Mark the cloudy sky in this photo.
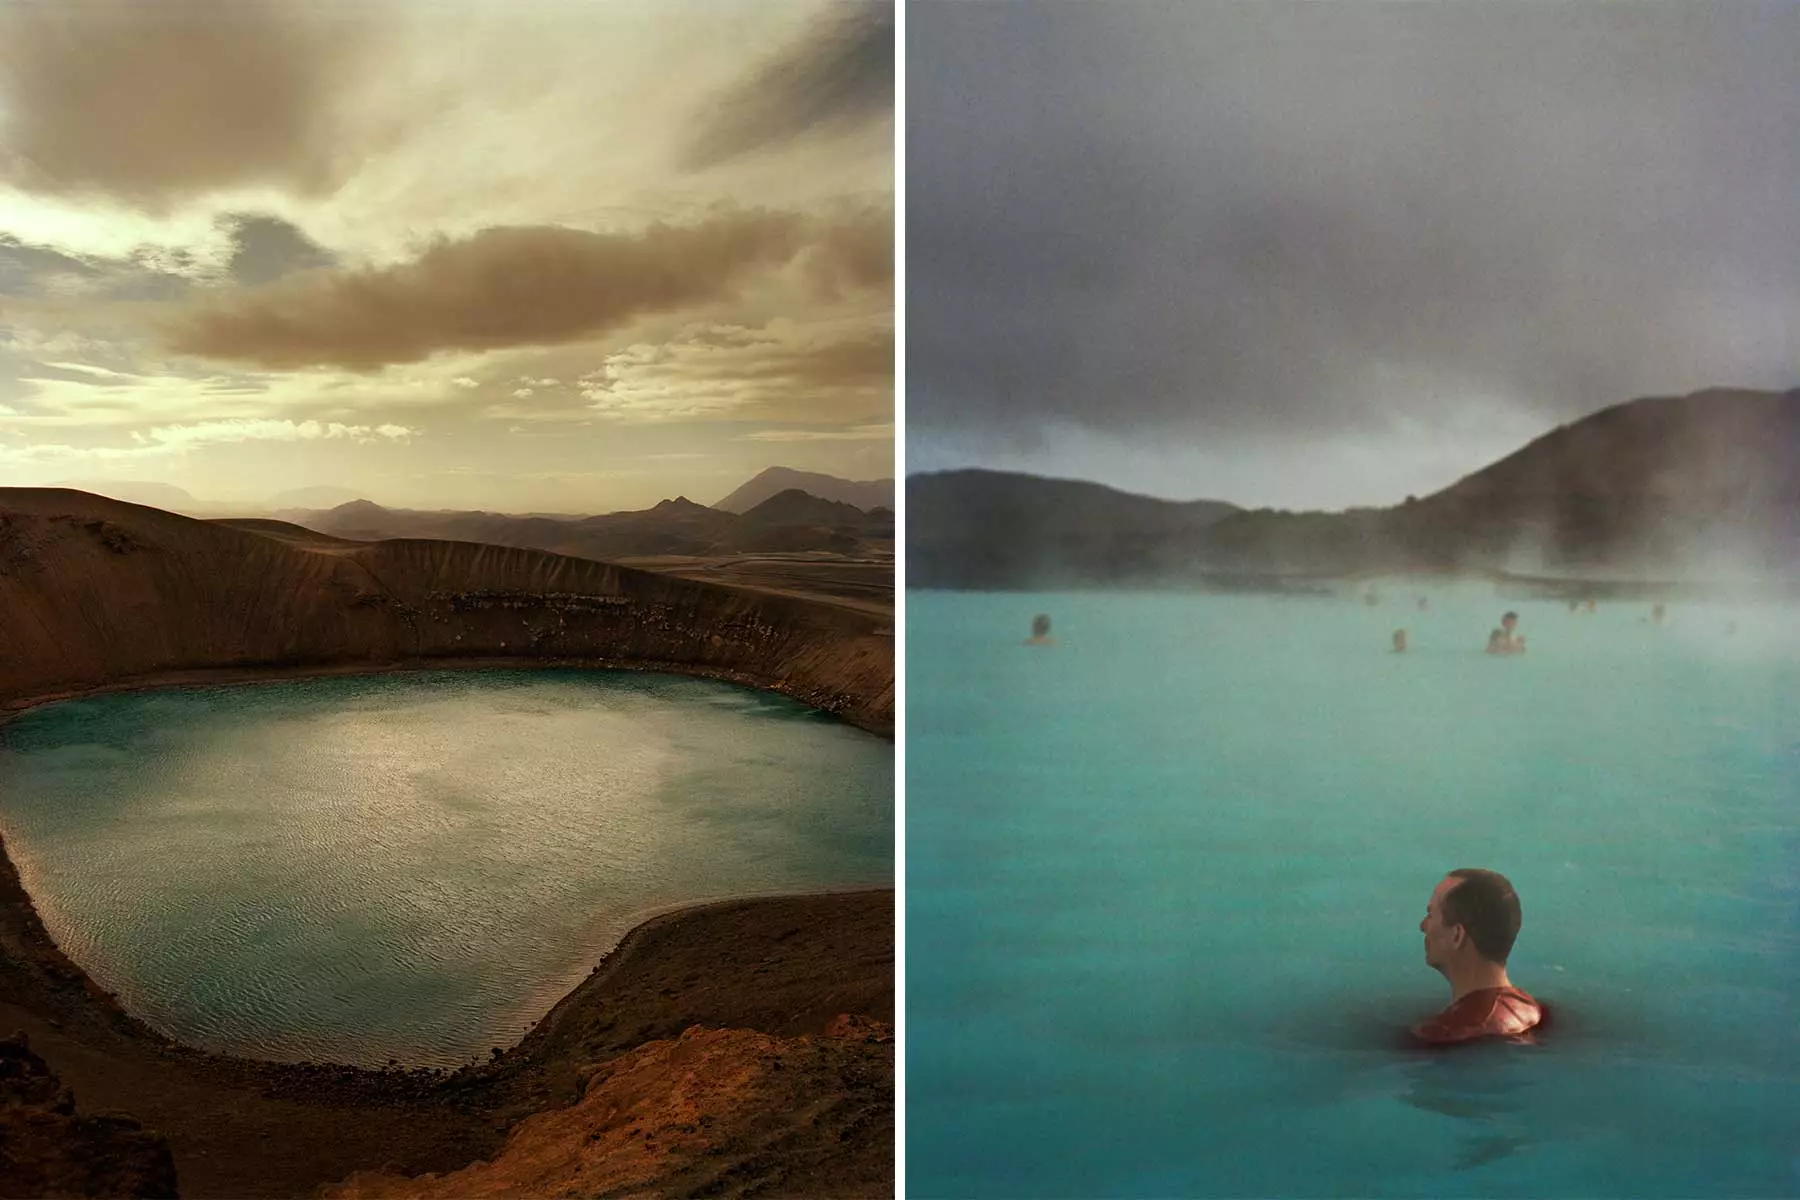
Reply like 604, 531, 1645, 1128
0, 0, 891, 513
908, 2, 1800, 510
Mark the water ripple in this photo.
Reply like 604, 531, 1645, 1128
0, 669, 892, 1068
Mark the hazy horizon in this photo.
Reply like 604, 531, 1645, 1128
1, 0, 893, 512
908, 2, 1800, 510
35, 460, 895, 517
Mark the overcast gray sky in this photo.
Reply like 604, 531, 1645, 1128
906, 1, 1800, 510
0, 1, 891, 512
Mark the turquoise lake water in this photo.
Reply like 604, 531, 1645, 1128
0, 669, 892, 1069
907, 585, 1800, 1198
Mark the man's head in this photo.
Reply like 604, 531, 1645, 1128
1030, 614, 1051, 638
1501, 612, 1519, 633
1420, 869, 1522, 971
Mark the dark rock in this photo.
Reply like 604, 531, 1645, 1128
0, 1036, 179, 1198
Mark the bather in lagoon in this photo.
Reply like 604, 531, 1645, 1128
1414, 868, 1543, 1046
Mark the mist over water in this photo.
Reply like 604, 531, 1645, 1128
908, 587, 1800, 1198
0, 670, 893, 1069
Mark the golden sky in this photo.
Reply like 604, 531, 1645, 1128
0, 0, 892, 512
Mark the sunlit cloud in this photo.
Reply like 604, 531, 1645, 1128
133, 418, 416, 448
0, 0, 892, 510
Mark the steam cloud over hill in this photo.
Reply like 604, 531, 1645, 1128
909, 388, 1800, 592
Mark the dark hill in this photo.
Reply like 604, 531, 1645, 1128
742, 488, 872, 527
906, 469, 1239, 588
714, 468, 893, 514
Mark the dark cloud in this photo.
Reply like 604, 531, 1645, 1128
0, 1, 374, 210
681, 2, 893, 170
159, 206, 892, 371
221, 214, 338, 287
799, 200, 893, 296
908, 3, 1800, 454
0, 236, 99, 295
0, 234, 190, 303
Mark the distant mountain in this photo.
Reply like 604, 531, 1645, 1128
908, 388, 1800, 589
281, 492, 885, 560
907, 470, 1239, 588
50, 480, 208, 514
715, 467, 893, 514
267, 485, 365, 509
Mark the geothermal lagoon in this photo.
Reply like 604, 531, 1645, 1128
0, 669, 892, 1069
908, 584, 1799, 1198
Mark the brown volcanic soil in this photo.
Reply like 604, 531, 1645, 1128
614, 552, 895, 619
327, 1021, 893, 1200
0, 489, 894, 1197
0, 488, 891, 733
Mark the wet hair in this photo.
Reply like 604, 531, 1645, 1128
1502, 611, 1518, 622
1443, 868, 1523, 964
1031, 614, 1051, 637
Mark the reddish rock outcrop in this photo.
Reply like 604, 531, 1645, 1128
327, 1021, 893, 1199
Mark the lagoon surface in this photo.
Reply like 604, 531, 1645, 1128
907, 585, 1799, 1198
0, 669, 892, 1069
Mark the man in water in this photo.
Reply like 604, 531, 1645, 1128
1486, 611, 1525, 655
1024, 614, 1056, 646
1414, 868, 1543, 1044
1392, 629, 1408, 653
1652, 603, 1666, 625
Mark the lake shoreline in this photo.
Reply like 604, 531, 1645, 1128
0, 819, 894, 1196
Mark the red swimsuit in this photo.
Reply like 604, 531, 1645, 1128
1412, 985, 1543, 1045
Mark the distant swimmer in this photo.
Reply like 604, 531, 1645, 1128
1024, 614, 1056, 646
1567, 600, 1579, 613
1413, 869, 1543, 1046
1417, 596, 1430, 611
1393, 629, 1408, 653
1364, 590, 1381, 607
1585, 598, 1596, 613
1486, 611, 1525, 655
1652, 603, 1666, 626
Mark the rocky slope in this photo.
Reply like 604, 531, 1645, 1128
0, 488, 892, 733
327, 1020, 893, 1199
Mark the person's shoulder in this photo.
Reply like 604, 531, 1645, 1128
1491, 986, 1543, 1033
1498, 984, 1542, 1013
1410, 992, 1488, 1044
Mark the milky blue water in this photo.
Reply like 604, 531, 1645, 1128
907, 585, 1800, 1198
0, 670, 891, 1069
